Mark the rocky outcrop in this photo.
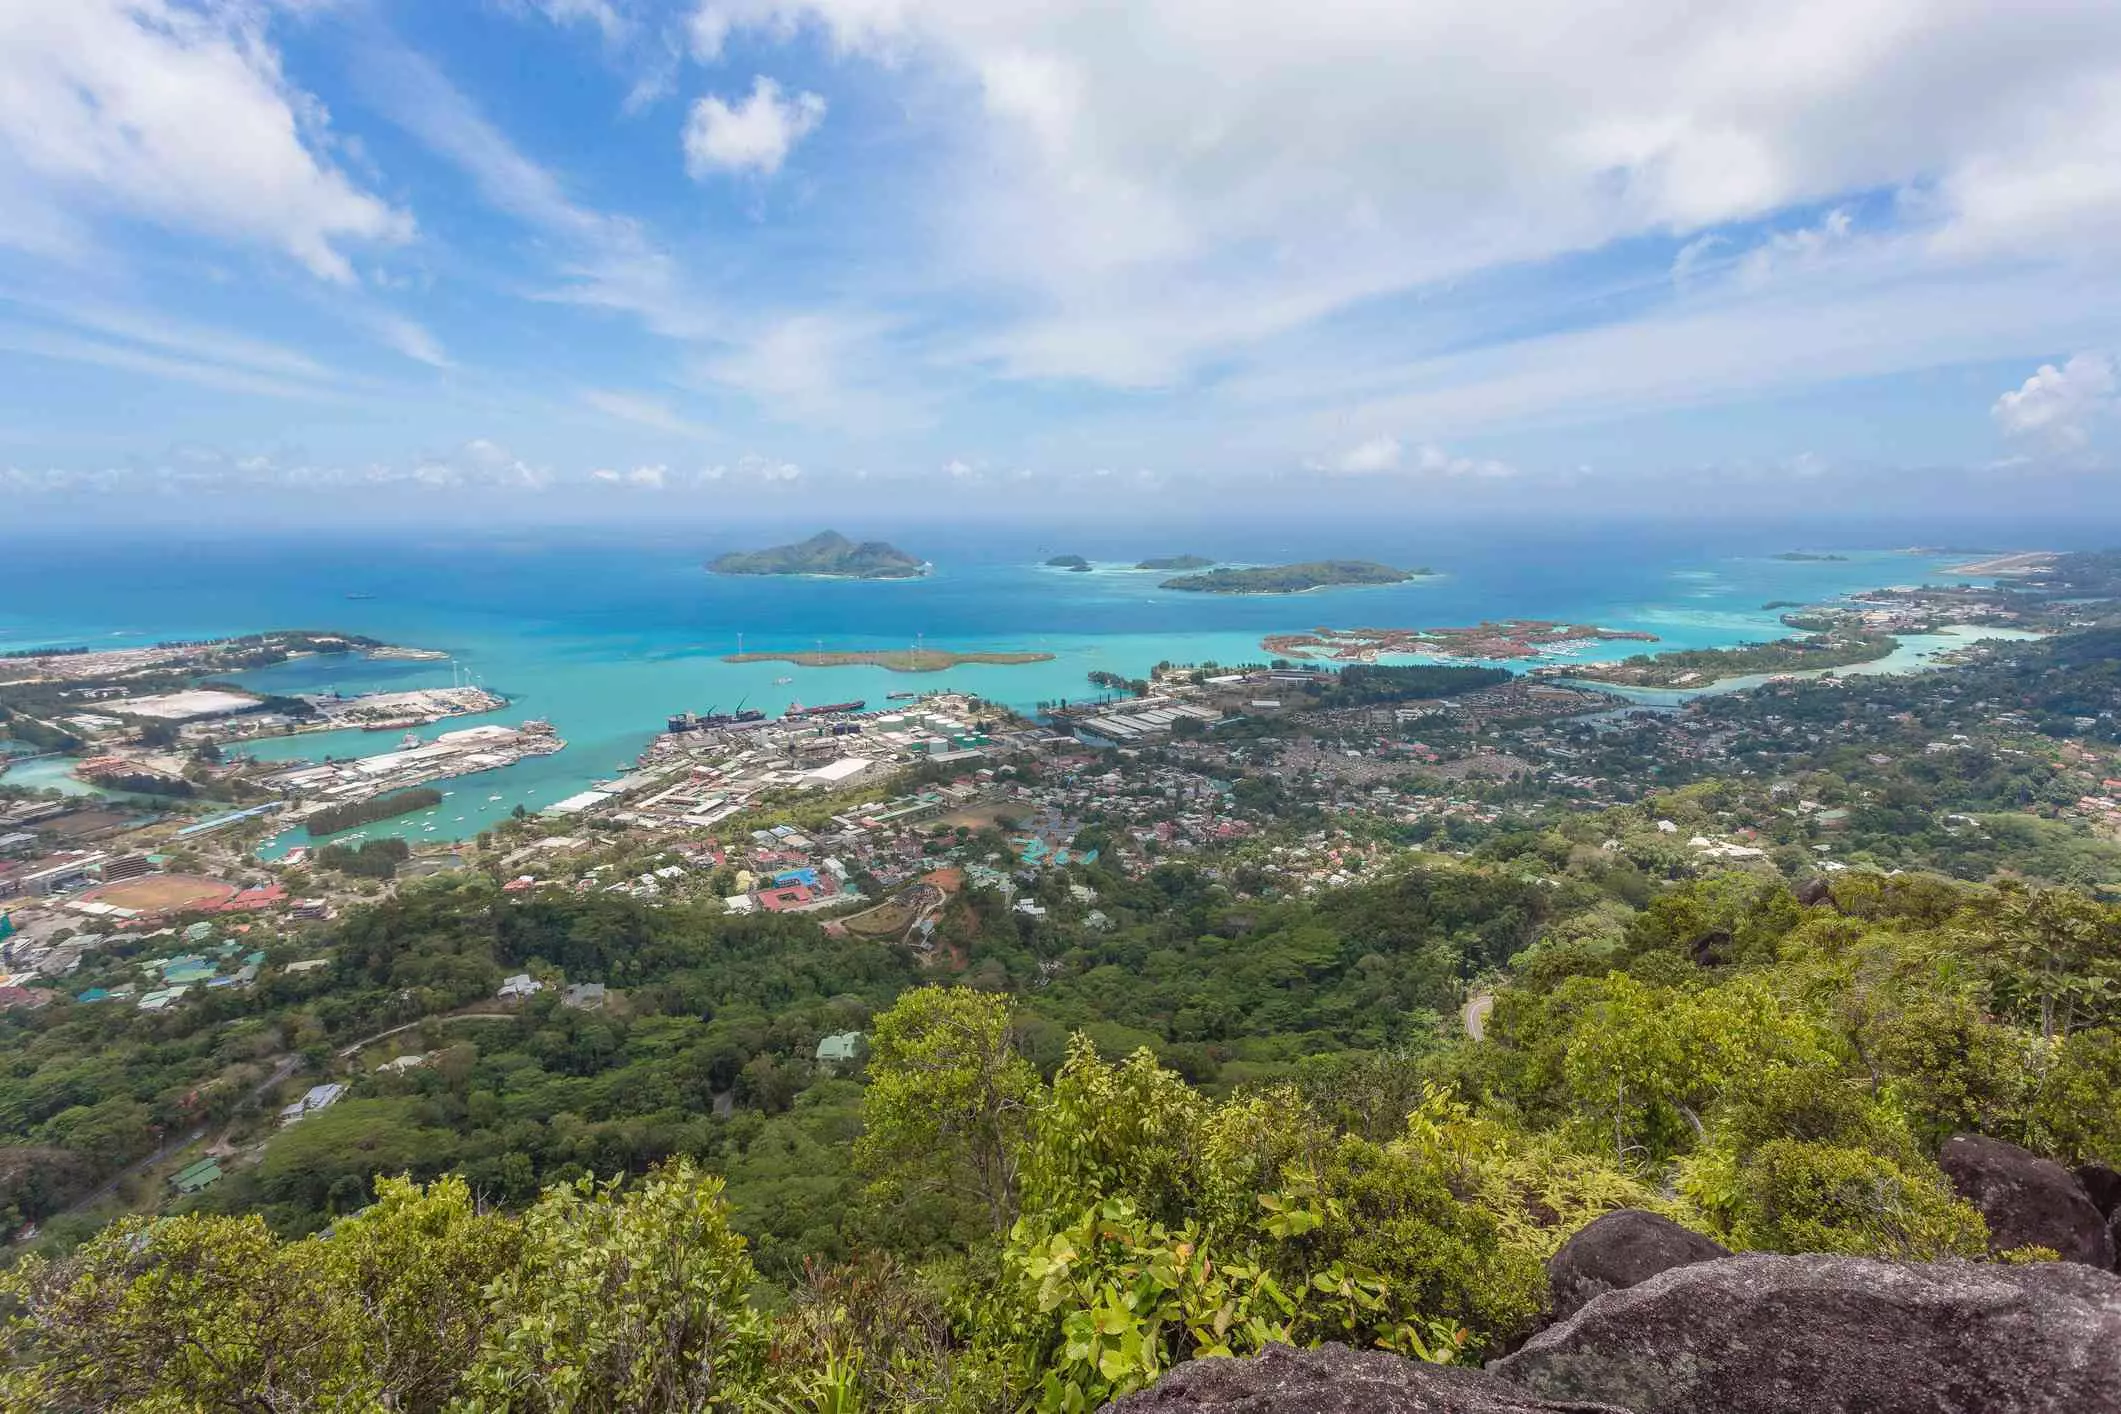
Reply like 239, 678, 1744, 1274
1492, 1253, 2121, 1413
1938, 1134, 2116, 1267
1099, 1344, 1629, 1413
1544, 1210, 1729, 1322
2075, 1162, 2121, 1220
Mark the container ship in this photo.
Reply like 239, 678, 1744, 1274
783, 699, 865, 720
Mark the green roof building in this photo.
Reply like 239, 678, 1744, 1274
815, 1032, 864, 1067
170, 1158, 222, 1194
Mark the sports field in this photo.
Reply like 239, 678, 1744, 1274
81, 875, 237, 913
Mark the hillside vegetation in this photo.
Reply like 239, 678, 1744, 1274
4, 856, 2115, 1411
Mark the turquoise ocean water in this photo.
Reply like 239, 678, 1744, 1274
0, 520, 2090, 852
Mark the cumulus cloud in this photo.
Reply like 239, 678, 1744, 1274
1307, 435, 1513, 479
1, 439, 556, 497
688, 0, 2121, 388
1327, 435, 1404, 474
0, 0, 411, 280
698, 453, 803, 484
591, 463, 670, 488
684, 76, 826, 178
1992, 353, 2117, 450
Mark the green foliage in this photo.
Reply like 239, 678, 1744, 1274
457, 1161, 766, 1413
316, 834, 413, 878
306, 787, 444, 837
1, 1175, 517, 1413
856, 986, 1039, 1235
4, 1164, 764, 1414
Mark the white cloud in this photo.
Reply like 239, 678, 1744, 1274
357, 39, 721, 342
1411, 444, 1516, 479
0, 0, 410, 281
694, 0, 2121, 387
580, 388, 711, 437
1327, 435, 1403, 474
684, 77, 826, 178
1992, 353, 2117, 450
1, 439, 556, 497
697, 454, 802, 484
1306, 434, 1512, 479
0, 322, 345, 402
358, 310, 452, 368
512, 0, 631, 44
592, 463, 669, 488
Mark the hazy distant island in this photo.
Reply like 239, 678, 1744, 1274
708, 531, 927, 580
1044, 555, 1093, 572
724, 648, 1055, 673
1161, 560, 1430, 594
1136, 554, 1215, 571
1772, 551, 1849, 562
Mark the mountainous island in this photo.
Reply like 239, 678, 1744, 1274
1161, 560, 1429, 593
1773, 551, 1849, 562
1044, 555, 1092, 572
707, 531, 927, 579
1136, 554, 1215, 571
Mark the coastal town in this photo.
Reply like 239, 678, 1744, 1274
4, 548, 2120, 1250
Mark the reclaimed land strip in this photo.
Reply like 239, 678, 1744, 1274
1566, 630, 1899, 688
723, 649, 1056, 673
1947, 550, 2060, 576
1266, 621, 1659, 662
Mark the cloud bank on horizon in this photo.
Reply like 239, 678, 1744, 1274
2, 0, 2120, 519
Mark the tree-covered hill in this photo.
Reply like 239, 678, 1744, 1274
4, 854, 2117, 1410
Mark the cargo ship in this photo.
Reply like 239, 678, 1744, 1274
666, 704, 767, 733
784, 699, 865, 720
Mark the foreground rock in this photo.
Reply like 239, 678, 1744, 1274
1545, 1210, 1729, 1321
1493, 1253, 2121, 1413
1938, 1133, 2116, 1267
1101, 1344, 1629, 1413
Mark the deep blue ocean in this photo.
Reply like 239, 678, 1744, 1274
0, 515, 2105, 851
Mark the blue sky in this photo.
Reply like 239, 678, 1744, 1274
4, 0, 2121, 525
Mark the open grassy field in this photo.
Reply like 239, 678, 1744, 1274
81, 874, 237, 912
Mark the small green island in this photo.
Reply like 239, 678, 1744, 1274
1160, 560, 1429, 594
724, 648, 1056, 673
1044, 555, 1093, 572
1136, 554, 1215, 571
1772, 552, 1849, 562
708, 531, 927, 580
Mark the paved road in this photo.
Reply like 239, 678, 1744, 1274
335, 1011, 516, 1059
43, 1053, 299, 1225
1462, 991, 1495, 1042
36, 1010, 521, 1233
